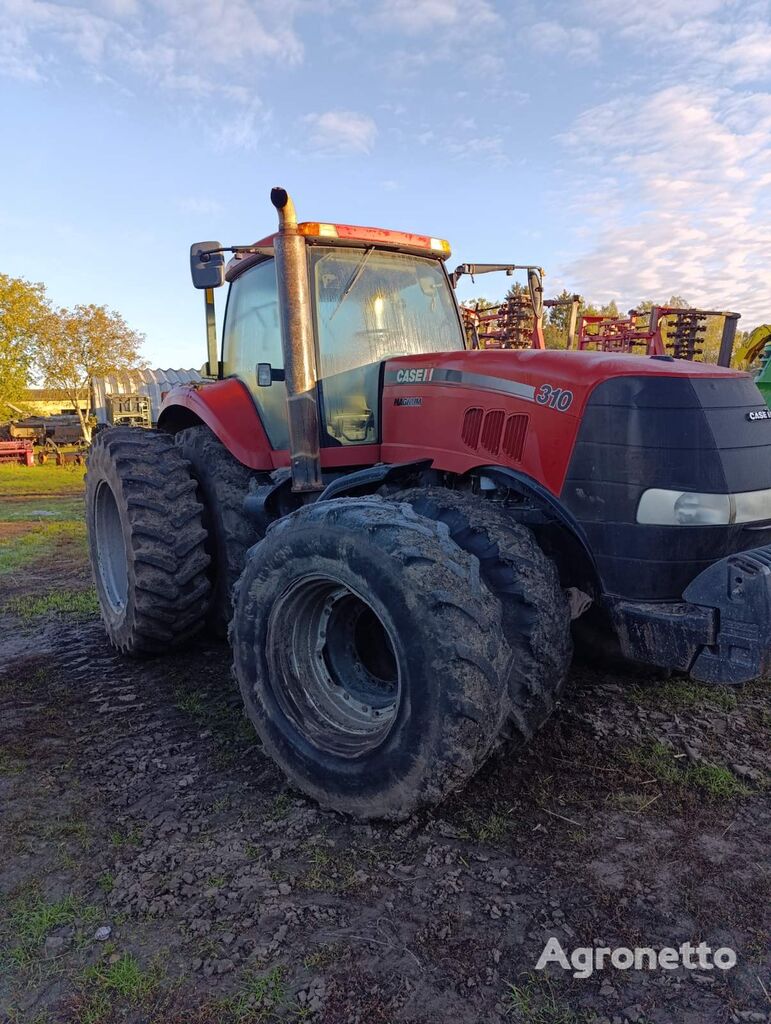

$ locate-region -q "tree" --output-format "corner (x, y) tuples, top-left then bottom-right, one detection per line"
(35, 304), (145, 441)
(0, 274), (50, 418)
(547, 289), (579, 334)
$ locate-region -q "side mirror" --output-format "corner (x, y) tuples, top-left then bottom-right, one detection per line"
(528, 268), (544, 320)
(190, 241), (225, 289)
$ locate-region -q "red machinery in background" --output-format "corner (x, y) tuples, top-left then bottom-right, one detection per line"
(0, 440), (34, 466)
(575, 306), (741, 366)
(453, 263), (580, 351)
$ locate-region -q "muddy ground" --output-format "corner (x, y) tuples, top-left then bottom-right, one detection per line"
(0, 480), (769, 1024)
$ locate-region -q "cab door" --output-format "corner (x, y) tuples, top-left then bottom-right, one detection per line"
(221, 259), (289, 450)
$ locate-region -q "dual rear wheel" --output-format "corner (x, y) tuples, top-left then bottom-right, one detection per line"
(86, 427), (571, 818)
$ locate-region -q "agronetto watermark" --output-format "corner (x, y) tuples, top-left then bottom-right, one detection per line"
(536, 937), (737, 980)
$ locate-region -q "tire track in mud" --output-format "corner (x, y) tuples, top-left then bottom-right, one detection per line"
(1, 616), (770, 1023)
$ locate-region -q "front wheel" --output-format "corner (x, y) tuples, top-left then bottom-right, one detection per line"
(231, 497), (511, 819)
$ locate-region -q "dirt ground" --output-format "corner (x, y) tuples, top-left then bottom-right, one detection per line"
(0, 473), (769, 1024)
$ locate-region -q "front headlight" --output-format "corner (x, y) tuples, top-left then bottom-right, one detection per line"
(636, 487), (771, 526)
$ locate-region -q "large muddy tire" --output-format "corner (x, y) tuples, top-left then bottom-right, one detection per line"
(85, 427), (211, 655)
(174, 425), (262, 637)
(231, 496), (510, 819)
(389, 488), (572, 743)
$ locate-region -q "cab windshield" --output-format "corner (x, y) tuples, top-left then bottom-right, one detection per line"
(310, 246), (464, 378)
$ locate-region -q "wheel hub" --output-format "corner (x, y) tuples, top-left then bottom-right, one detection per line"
(266, 576), (400, 757)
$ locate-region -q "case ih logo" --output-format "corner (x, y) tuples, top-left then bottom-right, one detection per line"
(747, 409), (771, 421)
(395, 367), (434, 383)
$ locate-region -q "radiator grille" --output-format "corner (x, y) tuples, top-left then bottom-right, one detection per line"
(480, 410), (505, 455)
(502, 413), (528, 461)
(461, 407), (483, 449)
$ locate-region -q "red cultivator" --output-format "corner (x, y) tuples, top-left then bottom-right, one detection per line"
(454, 264), (580, 351)
(575, 306), (741, 366)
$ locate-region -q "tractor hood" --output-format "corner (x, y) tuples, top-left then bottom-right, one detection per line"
(383, 347), (745, 402)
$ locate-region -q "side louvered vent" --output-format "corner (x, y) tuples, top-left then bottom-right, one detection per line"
(461, 407), (483, 449)
(480, 410), (505, 455)
(502, 413), (528, 461)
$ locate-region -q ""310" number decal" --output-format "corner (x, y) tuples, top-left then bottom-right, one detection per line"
(535, 383), (574, 412)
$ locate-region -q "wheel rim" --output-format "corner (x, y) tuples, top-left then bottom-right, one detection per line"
(94, 480), (129, 613)
(266, 575), (400, 758)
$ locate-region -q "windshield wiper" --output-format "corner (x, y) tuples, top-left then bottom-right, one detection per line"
(329, 247), (374, 323)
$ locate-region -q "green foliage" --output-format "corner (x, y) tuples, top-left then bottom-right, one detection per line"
(0, 462), (86, 496)
(626, 742), (750, 798)
(0, 520), (86, 575)
(0, 496), (84, 522)
(548, 288), (577, 335)
(504, 974), (593, 1023)
(2, 889), (99, 968)
(0, 274), (50, 417)
(34, 303), (145, 440)
(632, 679), (739, 713)
(220, 965), (288, 1023)
(109, 825), (143, 848)
(82, 953), (162, 1002)
(4, 588), (98, 619)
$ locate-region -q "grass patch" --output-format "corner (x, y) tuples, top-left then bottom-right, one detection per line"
(173, 687), (255, 761)
(82, 952), (162, 1002)
(504, 975), (593, 1023)
(4, 588), (98, 619)
(0, 520), (86, 575)
(626, 741), (751, 799)
(109, 825), (143, 848)
(632, 678), (739, 713)
(46, 817), (90, 844)
(219, 965), (288, 1023)
(269, 792), (291, 821)
(0, 496), (84, 522)
(2, 889), (99, 969)
(303, 942), (342, 970)
(0, 462), (86, 496)
(174, 690), (206, 716)
(0, 748), (25, 775)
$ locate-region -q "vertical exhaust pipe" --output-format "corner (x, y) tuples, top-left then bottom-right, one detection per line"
(271, 187), (323, 492)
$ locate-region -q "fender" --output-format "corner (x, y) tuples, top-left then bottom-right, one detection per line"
(474, 464), (597, 574)
(318, 460), (433, 502)
(158, 378), (274, 471)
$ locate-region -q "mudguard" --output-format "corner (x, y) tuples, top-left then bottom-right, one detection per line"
(158, 378), (274, 471)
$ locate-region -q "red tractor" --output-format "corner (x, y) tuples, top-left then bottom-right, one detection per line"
(85, 188), (771, 819)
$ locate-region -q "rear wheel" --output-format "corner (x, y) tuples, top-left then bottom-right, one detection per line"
(231, 497), (510, 819)
(175, 425), (263, 637)
(388, 488), (572, 743)
(85, 427), (211, 655)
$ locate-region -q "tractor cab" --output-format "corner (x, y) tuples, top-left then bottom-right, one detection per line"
(190, 212), (464, 467)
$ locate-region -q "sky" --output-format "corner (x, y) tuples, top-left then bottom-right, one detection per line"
(1, 0), (770, 368)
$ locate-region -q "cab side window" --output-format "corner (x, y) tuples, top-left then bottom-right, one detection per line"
(222, 259), (289, 450)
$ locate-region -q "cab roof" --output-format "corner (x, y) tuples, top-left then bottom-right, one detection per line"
(225, 222), (452, 281)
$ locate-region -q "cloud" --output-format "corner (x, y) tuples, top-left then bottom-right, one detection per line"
(520, 20), (600, 62)
(152, 0), (304, 65)
(365, 0), (505, 84)
(0, 0), (305, 94)
(303, 110), (377, 155)
(558, 84), (771, 325)
(372, 0), (498, 34)
(212, 100), (274, 151)
(176, 196), (225, 216)
(580, 0), (771, 86)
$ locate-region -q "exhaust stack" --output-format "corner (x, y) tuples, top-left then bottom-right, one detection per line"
(271, 187), (323, 493)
